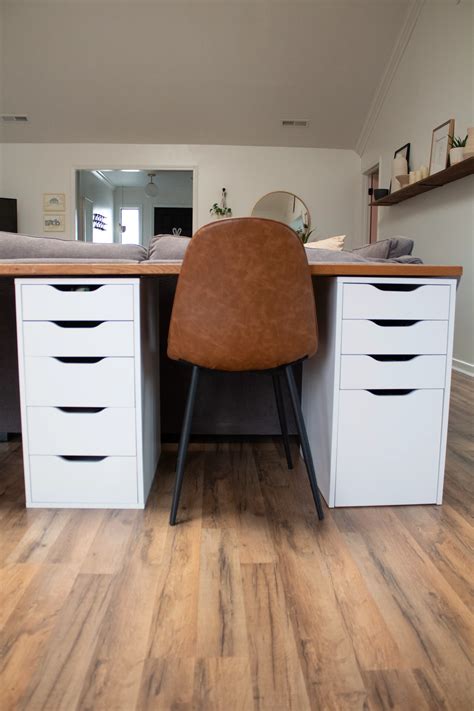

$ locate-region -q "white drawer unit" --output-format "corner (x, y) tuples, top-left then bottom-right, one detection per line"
(341, 319), (449, 355)
(303, 276), (457, 508)
(340, 355), (447, 390)
(24, 356), (135, 407)
(23, 320), (135, 357)
(20, 283), (134, 321)
(342, 283), (450, 320)
(27, 406), (137, 456)
(15, 278), (160, 509)
(335, 390), (444, 506)
(29, 456), (138, 506)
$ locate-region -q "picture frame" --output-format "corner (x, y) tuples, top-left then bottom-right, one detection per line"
(429, 119), (454, 175)
(43, 193), (66, 212)
(43, 214), (65, 232)
(394, 142), (411, 171)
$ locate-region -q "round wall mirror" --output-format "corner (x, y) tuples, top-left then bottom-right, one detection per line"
(251, 191), (310, 234)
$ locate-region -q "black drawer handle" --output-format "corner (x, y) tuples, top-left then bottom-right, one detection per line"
(370, 319), (420, 327)
(368, 354), (418, 362)
(58, 455), (107, 462)
(51, 285), (103, 292)
(370, 284), (421, 292)
(56, 407), (105, 413)
(53, 321), (104, 328)
(367, 389), (415, 396)
(54, 357), (105, 364)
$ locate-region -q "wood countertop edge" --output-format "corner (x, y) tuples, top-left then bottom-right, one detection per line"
(0, 262), (463, 278)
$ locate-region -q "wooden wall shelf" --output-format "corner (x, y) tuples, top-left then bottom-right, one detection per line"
(370, 156), (474, 206)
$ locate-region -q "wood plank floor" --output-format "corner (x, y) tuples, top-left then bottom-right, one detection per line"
(0, 371), (472, 710)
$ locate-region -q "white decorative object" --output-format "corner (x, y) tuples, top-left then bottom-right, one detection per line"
(420, 165), (429, 179)
(15, 278), (160, 509)
(391, 156), (408, 191)
(396, 174), (410, 188)
(409, 171), (417, 184)
(450, 147), (465, 165)
(463, 127), (474, 159)
(302, 276), (457, 507)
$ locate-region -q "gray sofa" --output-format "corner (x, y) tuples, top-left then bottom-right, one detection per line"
(0, 231), (418, 438)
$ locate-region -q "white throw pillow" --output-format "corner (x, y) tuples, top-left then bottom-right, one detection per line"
(305, 235), (345, 251)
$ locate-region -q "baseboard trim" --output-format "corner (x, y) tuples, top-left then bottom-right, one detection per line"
(452, 358), (474, 377)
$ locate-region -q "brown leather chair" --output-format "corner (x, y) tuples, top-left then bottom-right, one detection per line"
(167, 217), (324, 525)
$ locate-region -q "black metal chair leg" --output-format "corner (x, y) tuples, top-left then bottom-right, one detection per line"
(170, 365), (200, 525)
(284, 365), (324, 520)
(272, 372), (293, 469)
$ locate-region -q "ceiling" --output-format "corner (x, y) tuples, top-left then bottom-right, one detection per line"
(1, 0), (413, 149)
(96, 169), (193, 188)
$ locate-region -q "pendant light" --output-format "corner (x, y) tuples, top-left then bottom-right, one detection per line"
(145, 172), (159, 198)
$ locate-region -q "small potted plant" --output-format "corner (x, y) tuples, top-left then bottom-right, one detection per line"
(295, 223), (316, 244)
(449, 135), (467, 165)
(210, 188), (232, 219)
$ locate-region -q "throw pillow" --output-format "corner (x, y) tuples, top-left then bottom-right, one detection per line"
(148, 234), (191, 260)
(305, 235), (345, 251)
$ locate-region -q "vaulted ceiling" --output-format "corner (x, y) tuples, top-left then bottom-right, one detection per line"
(1, 0), (413, 148)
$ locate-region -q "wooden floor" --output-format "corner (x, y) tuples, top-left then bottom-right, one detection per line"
(0, 372), (472, 711)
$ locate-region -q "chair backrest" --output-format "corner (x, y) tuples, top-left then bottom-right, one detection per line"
(168, 217), (317, 371)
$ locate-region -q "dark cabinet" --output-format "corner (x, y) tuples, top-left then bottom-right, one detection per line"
(0, 198), (17, 232)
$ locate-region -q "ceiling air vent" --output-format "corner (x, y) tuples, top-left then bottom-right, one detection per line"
(282, 119), (309, 127)
(1, 114), (29, 122)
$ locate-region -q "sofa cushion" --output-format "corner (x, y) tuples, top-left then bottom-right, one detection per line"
(148, 234), (191, 260)
(352, 240), (391, 259)
(0, 231), (147, 261)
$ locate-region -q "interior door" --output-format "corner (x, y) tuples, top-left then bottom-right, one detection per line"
(154, 207), (193, 237)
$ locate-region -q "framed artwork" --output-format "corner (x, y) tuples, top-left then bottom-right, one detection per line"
(43, 193), (66, 212)
(429, 119), (454, 175)
(394, 142), (411, 171)
(43, 214), (65, 232)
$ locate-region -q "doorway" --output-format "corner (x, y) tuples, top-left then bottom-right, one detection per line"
(366, 166), (379, 244)
(154, 207), (193, 237)
(75, 169), (194, 244)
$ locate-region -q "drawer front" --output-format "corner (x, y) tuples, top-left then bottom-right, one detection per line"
(340, 355), (447, 390)
(24, 357), (135, 407)
(343, 283), (450, 320)
(341, 320), (448, 355)
(21, 284), (134, 321)
(29, 455), (138, 505)
(23, 321), (135, 357)
(27, 407), (136, 455)
(335, 389), (443, 506)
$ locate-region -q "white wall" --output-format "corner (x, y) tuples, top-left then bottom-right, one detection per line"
(1, 143), (360, 248)
(360, 1), (474, 373)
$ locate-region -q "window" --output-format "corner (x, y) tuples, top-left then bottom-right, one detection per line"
(120, 207), (141, 245)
